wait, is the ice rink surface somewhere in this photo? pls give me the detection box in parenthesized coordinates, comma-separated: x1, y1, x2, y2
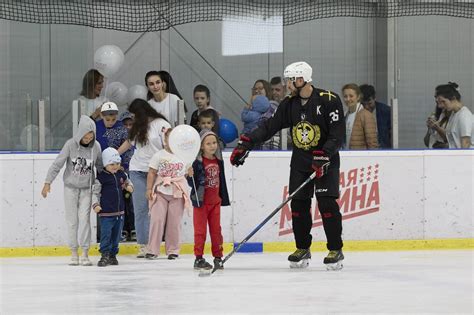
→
(1, 250, 472, 314)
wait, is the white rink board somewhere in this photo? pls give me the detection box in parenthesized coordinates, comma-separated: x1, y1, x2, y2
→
(0, 150, 472, 247)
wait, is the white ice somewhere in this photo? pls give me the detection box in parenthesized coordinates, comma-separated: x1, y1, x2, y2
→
(1, 250, 472, 314)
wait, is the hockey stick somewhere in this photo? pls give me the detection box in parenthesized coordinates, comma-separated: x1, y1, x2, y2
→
(199, 171, 317, 277)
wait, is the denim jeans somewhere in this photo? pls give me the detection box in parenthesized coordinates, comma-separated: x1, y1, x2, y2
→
(99, 215, 124, 255)
(130, 171, 149, 245)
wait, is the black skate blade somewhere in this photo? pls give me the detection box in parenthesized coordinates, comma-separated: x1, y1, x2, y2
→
(198, 267, 215, 277)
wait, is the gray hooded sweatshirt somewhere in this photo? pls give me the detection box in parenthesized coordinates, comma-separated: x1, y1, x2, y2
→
(45, 115, 103, 189)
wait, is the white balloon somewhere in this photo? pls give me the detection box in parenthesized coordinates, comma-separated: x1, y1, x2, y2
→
(106, 82, 128, 106)
(94, 45, 124, 77)
(169, 125, 201, 164)
(127, 84, 148, 103)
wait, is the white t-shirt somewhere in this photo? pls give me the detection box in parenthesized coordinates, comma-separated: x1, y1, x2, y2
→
(446, 106, 473, 148)
(129, 118, 172, 172)
(78, 95, 108, 116)
(149, 150, 187, 195)
(148, 93, 182, 127)
(344, 103, 362, 149)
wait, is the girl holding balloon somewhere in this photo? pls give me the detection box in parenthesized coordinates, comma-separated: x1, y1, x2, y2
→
(144, 128, 193, 260)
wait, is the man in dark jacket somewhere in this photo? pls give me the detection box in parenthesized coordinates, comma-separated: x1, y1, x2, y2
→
(360, 84, 392, 149)
(231, 61, 346, 270)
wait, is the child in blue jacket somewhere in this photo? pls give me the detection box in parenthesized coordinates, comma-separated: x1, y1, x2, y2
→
(92, 148, 133, 267)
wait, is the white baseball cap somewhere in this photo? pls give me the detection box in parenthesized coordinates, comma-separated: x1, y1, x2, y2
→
(101, 102, 119, 115)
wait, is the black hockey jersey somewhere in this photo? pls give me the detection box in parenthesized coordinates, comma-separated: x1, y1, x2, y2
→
(247, 87, 345, 171)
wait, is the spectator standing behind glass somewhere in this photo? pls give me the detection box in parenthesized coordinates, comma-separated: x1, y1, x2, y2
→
(146, 71, 183, 127)
(79, 69, 107, 121)
(158, 70, 188, 121)
(342, 84, 378, 150)
(435, 82, 473, 148)
(190, 85, 220, 133)
(41, 115, 102, 266)
(249, 80, 279, 149)
(423, 96, 451, 149)
(144, 129, 192, 260)
(270, 76, 287, 103)
(359, 84, 392, 149)
(127, 99, 171, 258)
(271, 76, 292, 149)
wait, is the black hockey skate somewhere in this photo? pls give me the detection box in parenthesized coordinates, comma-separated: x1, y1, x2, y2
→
(213, 257, 224, 270)
(194, 258, 212, 270)
(323, 250, 344, 270)
(288, 249, 311, 269)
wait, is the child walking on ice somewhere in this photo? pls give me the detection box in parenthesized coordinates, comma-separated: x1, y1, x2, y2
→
(188, 129, 230, 270)
(41, 115, 102, 266)
(92, 147, 133, 266)
(145, 129, 192, 260)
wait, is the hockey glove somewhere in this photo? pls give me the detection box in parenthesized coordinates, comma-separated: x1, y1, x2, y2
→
(230, 135, 253, 167)
(312, 150, 330, 178)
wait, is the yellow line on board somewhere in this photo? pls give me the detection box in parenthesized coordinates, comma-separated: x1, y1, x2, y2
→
(0, 239, 472, 257)
(264, 238, 474, 252)
(0, 243, 235, 258)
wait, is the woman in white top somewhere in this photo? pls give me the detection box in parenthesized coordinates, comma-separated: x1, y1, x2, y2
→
(435, 82, 473, 149)
(78, 69, 107, 120)
(128, 99, 171, 257)
(145, 71, 184, 127)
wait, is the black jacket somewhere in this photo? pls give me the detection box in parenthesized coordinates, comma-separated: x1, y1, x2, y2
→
(187, 155, 230, 208)
(248, 87, 345, 171)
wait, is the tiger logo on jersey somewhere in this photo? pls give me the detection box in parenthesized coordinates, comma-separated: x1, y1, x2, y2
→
(292, 121, 320, 150)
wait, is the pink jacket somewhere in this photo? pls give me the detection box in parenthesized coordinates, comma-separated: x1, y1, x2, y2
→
(150, 175, 192, 212)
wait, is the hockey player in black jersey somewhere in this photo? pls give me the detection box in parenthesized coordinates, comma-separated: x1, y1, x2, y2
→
(230, 61, 345, 270)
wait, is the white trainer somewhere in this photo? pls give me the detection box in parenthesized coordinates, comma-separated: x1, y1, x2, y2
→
(69, 256, 79, 266)
(137, 245, 147, 258)
(80, 256, 93, 266)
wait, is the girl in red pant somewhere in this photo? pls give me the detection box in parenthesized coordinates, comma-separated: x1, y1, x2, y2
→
(188, 129, 230, 270)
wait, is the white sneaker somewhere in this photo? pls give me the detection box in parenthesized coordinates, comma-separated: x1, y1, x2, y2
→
(69, 256, 79, 266)
(80, 256, 93, 266)
(137, 245, 146, 258)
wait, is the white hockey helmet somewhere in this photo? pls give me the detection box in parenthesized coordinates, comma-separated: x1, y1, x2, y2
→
(283, 61, 312, 83)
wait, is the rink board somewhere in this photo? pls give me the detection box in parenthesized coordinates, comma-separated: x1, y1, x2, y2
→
(0, 150, 473, 256)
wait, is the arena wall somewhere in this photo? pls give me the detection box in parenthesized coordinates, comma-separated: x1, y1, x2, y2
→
(0, 150, 472, 256)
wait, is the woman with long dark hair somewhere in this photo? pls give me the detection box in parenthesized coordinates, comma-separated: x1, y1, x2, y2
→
(128, 99, 171, 257)
(145, 71, 185, 127)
